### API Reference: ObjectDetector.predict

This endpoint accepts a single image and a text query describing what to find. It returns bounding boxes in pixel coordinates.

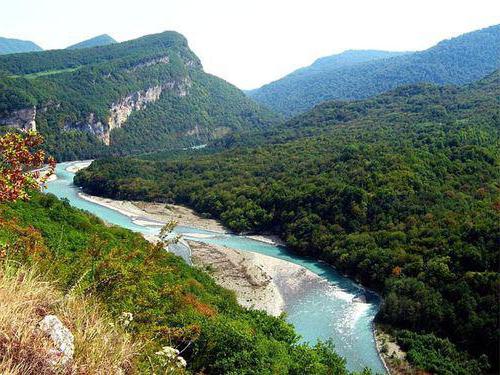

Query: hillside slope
[66,34,117,49]
[0,191,352,374]
[249,24,500,116]
[246,49,407,95]
[76,72,500,373]
[0,37,42,55]
[0,31,279,160]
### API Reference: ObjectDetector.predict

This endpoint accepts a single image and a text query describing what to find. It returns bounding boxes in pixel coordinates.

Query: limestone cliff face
[128,56,170,71]
[64,113,107,142]
[0,106,37,131]
[65,77,191,145]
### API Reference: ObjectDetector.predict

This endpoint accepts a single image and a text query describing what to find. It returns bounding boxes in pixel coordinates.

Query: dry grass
[0,262,138,374]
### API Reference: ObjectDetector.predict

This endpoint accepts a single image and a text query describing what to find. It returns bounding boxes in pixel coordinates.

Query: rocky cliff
[0,30,278,160]
[0,106,37,131]
[65,78,191,144]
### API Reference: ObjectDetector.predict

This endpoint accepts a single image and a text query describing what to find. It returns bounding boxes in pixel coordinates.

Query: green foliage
[249,24,500,116]
[0,31,279,160]
[75,72,500,372]
[0,192,356,374]
[394,330,488,375]
[0,32,194,75]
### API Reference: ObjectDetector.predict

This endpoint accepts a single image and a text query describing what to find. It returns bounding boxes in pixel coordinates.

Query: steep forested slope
[0,191,356,374]
[66,34,117,49]
[76,72,500,373]
[0,32,279,160]
[249,24,500,116]
[0,36,42,55]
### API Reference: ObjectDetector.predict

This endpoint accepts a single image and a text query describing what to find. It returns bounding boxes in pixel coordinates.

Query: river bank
[68,162,315,317]
[79,193,229,233]
[188,240,326,316]
[77,192,322,317]
[54,161,387,373]
[374,326,412,375]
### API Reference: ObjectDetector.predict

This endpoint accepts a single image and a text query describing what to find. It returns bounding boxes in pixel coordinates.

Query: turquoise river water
[47,161,386,374]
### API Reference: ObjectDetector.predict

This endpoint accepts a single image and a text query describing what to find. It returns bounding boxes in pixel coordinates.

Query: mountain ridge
[247,49,409,94]
[249,24,500,116]
[0,36,43,55]
[0,31,279,160]
[66,34,117,49]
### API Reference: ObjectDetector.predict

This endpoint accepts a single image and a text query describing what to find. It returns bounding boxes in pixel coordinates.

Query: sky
[0,0,499,89]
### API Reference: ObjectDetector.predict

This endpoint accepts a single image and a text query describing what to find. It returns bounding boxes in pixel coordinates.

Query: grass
[10,67,80,79]
[0,262,138,374]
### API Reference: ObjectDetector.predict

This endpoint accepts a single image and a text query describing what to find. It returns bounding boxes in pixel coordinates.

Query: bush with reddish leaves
[0,131,55,202]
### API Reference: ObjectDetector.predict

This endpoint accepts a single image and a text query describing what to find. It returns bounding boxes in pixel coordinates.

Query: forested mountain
[0,31,279,160]
[249,24,500,116]
[246,49,407,94]
[76,71,500,374]
[0,36,42,55]
[66,34,117,49]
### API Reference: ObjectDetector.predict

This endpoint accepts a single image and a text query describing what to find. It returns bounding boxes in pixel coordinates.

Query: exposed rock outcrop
[64,113,107,142]
[0,106,36,131]
[38,315,75,367]
[64,77,191,145]
[129,55,170,71]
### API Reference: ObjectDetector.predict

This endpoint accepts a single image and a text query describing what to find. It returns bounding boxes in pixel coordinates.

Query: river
[46,161,386,374]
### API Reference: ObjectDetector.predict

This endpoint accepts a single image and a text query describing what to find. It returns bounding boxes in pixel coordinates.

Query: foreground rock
[38,315,74,366]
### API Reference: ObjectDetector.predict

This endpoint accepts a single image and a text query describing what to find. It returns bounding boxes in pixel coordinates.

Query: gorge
[46,161,387,374]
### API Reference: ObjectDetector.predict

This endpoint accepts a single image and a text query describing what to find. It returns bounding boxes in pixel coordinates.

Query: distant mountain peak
[307,49,409,70]
[66,34,117,50]
[0,36,43,55]
[249,24,500,117]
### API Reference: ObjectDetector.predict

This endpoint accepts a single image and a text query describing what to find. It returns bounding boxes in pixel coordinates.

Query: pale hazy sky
[1,0,499,89]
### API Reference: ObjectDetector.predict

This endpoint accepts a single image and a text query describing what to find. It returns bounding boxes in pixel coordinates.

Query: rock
[0,106,36,131]
[128,55,170,71]
[352,293,367,303]
[63,78,191,145]
[38,315,74,366]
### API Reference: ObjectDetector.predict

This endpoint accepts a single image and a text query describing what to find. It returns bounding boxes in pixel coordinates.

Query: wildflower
[118,312,133,327]
[155,346,187,370]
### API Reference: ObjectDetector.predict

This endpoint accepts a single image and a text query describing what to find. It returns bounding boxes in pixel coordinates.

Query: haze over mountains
[0,34,118,55]
[249,24,500,116]
[66,34,117,49]
[0,36,43,55]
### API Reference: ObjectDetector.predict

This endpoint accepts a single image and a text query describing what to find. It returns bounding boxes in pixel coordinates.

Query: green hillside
[0,36,43,55]
[66,34,117,49]
[75,71,500,373]
[0,31,279,160]
[246,49,407,95]
[0,191,357,374]
[249,24,500,116]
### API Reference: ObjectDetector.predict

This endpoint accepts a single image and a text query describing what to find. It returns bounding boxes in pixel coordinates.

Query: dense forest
[249,24,500,116]
[0,31,279,160]
[0,190,367,374]
[76,71,500,373]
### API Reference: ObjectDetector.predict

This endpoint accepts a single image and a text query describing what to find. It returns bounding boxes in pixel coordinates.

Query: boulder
[38,315,74,366]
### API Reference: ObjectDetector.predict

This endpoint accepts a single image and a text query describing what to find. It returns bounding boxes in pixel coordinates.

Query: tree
[0,131,55,202]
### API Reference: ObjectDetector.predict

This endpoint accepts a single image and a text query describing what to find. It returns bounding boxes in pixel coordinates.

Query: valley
[47,161,387,373]
[75,70,499,374]
[0,16,498,375]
